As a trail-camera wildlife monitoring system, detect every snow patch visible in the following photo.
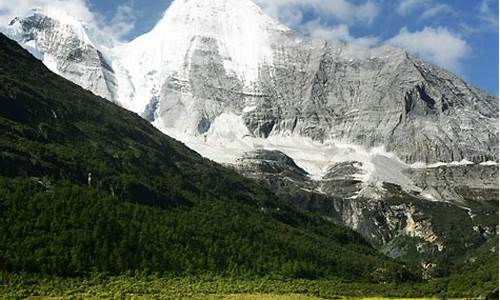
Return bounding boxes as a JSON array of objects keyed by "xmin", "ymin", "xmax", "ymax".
[
  {"xmin": 426, "ymin": 162, "xmax": 449, "ymax": 168},
  {"xmin": 421, "ymin": 193, "xmax": 439, "ymax": 202},
  {"xmin": 480, "ymin": 161, "xmax": 499, "ymax": 166},
  {"xmin": 243, "ymin": 106, "xmax": 257, "ymax": 113},
  {"xmin": 411, "ymin": 159, "xmax": 478, "ymax": 169},
  {"xmin": 42, "ymin": 53, "xmax": 60, "ymax": 75},
  {"xmin": 154, "ymin": 116, "xmax": 423, "ymax": 193},
  {"xmin": 206, "ymin": 112, "xmax": 253, "ymax": 141},
  {"xmin": 449, "ymin": 159, "xmax": 474, "ymax": 166}
]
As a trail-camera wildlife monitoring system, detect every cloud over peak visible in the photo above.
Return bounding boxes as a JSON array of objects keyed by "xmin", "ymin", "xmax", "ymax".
[
  {"xmin": 0, "ymin": 0, "xmax": 136, "ymax": 42},
  {"xmin": 255, "ymin": 0, "xmax": 380, "ymax": 26},
  {"xmin": 388, "ymin": 27, "xmax": 470, "ymax": 73},
  {"xmin": 301, "ymin": 21, "xmax": 380, "ymax": 48}
]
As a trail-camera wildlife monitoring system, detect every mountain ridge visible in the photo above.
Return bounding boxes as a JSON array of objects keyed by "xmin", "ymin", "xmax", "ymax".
[
  {"xmin": 1, "ymin": 0, "xmax": 498, "ymax": 276},
  {"xmin": 4, "ymin": 0, "xmax": 497, "ymax": 170}
]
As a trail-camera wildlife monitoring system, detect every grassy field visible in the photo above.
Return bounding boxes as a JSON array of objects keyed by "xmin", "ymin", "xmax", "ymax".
[
  {"xmin": 40, "ymin": 294, "xmax": 331, "ymax": 299},
  {"xmin": 2, "ymin": 274, "xmax": 487, "ymax": 299},
  {"xmin": 23, "ymin": 296, "xmax": 447, "ymax": 300},
  {"xmin": 24, "ymin": 295, "xmax": 452, "ymax": 300}
]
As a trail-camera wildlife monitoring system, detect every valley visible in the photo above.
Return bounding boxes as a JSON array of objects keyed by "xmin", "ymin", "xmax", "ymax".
[{"xmin": 0, "ymin": 0, "xmax": 497, "ymax": 298}]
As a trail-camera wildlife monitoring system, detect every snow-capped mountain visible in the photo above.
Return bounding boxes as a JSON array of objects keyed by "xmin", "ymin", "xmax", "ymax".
[
  {"xmin": 5, "ymin": 0, "xmax": 497, "ymax": 177},
  {"xmin": 114, "ymin": 0, "xmax": 291, "ymax": 116},
  {"xmin": 3, "ymin": 0, "xmax": 498, "ymax": 271},
  {"xmin": 6, "ymin": 7, "xmax": 118, "ymax": 101}
]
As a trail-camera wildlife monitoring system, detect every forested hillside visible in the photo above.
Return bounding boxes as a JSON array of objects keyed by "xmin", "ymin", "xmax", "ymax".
[{"xmin": 0, "ymin": 33, "xmax": 405, "ymax": 280}]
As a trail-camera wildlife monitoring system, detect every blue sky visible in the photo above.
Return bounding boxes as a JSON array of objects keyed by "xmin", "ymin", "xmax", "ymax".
[{"xmin": 1, "ymin": 0, "xmax": 497, "ymax": 95}]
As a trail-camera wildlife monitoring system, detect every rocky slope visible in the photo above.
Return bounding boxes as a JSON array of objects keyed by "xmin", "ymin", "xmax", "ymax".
[
  {"xmin": 5, "ymin": 8, "xmax": 117, "ymax": 101},
  {"xmin": 2, "ymin": 0, "xmax": 498, "ymax": 273},
  {"xmin": 234, "ymin": 149, "xmax": 498, "ymax": 277}
]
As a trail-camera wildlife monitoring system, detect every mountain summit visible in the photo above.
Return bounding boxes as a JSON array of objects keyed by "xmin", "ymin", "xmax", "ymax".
[
  {"xmin": 122, "ymin": 0, "xmax": 290, "ymax": 84},
  {"xmin": 6, "ymin": 8, "xmax": 117, "ymax": 101},
  {"xmin": 115, "ymin": 0, "xmax": 292, "ymax": 121},
  {"xmin": 3, "ymin": 0, "xmax": 498, "ymax": 271}
]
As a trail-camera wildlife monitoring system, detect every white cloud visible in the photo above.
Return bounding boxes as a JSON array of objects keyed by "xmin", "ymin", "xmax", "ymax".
[
  {"xmin": 0, "ymin": 0, "xmax": 93, "ymax": 26},
  {"xmin": 275, "ymin": 5, "xmax": 303, "ymax": 27},
  {"xmin": 254, "ymin": 0, "xmax": 380, "ymax": 48},
  {"xmin": 302, "ymin": 20, "xmax": 380, "ymax": 47},
  {"xmin": 459, "ymin": 0, "xmax": 498, "ymax": 34},
  {"xmin": 478, "ymin": 0, "xmax": 498, "ymax": 28},
  {"xmin": 388, "ymin": 27, "xmax": 470, "ymax": 73},
  {"xmin": 397, "ymin": 0, "xmax": 454, "ymax": 19},
  {"xmin": 105, "ymin": 4, "xmax": 137, "ymax": 40},
  {"xmin": 255, "ymin": 0, "xmax": 380, "ymax": 26},
  {"xmin": 0, "ymin": 0, "xmax": 136, "ymax": 41},
  {"xmin": 420, "ymin": 4, "xmax": 454, "ymax": 19},
  {"xmin": 398, "ymin": 0, "xmax": 428, "ymax": 15}
]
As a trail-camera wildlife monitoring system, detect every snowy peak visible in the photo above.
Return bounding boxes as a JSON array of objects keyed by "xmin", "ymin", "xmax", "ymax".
[
  {"xmin": 154, "ymin": 0, "xmax": 289, "ymax": 38},
  {"xmin": 5, "ymin": 11, "xmax": 117, "ymax": 101},
  {"xmin": 158, "ymin": 0, "xmax": 283, "ymax": 22},
  {"xmin": 113, "ymin": 0, "xmax": 294, "ymax": 124},
  {"xmin": 7, "ymin": 11, "xmax": 93, "ymax": 59},
  {"xmin": 120, "ymin": 0, "xmax": 290, "ymax": 84}
]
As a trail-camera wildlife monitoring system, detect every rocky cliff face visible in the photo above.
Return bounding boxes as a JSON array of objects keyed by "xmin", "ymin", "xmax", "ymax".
[
  {"xmin": 3, "ymin": 0, "xmax": 498, "ymax": 274},
  {"xmin": 406, "ymin": 164, "xmax": 499, "ymax": 203},
  {"xmin": 6, "ymin": 10, "xmax": 117, "ymax": 101},
  {"xmin": 235, "ymin": 149, "xmax": 498, "ymax": 276},
  {"xmin": 250, "ymin": 44, "xmax": 499, "ymax": 164}
]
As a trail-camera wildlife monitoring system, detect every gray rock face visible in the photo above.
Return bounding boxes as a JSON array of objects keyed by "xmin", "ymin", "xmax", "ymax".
[
  {"xmin": 108, "ymin": 0, "xmax": 499, "ymax": 166},
  {"xmin": 405, "ymin": 164, "xmax": 499, "ymax": 203},
  {"xmin": 6, "ymin": 13, "xmax": 117, "ymax": 101},
  {"xmin": 157, "ymin": 36, "xmax": 246, "ymax": 134},
  {"xmin": 236, "ymin": 149, "xmax": 309, "ymax": 179},
  {"xmin": 319, "ymin": 161, "xmax": 365, "ymax": 199},
  {"xmin": 242, "ymin": 43, "xmax": 499, "ymax": 163},
  {"xmin": 235, "ymin": 149, "xmax": 498, "ymax": 273}
]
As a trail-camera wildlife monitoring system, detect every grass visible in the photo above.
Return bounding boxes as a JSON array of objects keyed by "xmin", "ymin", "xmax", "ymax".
[
  {"xmin": 25, "ymin": 295, "xmax": 331, "ymax": 300},
  {"xmin": 23, "ymin": 295, "xmax": 455, "ymax": 300},
  {"xmin": 0, "ymin": 274, "xmax": 484, "ymax": 299},
  {"xmin": 222, "ymin": 295, "xmax": 330, "ymax": 300}
]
